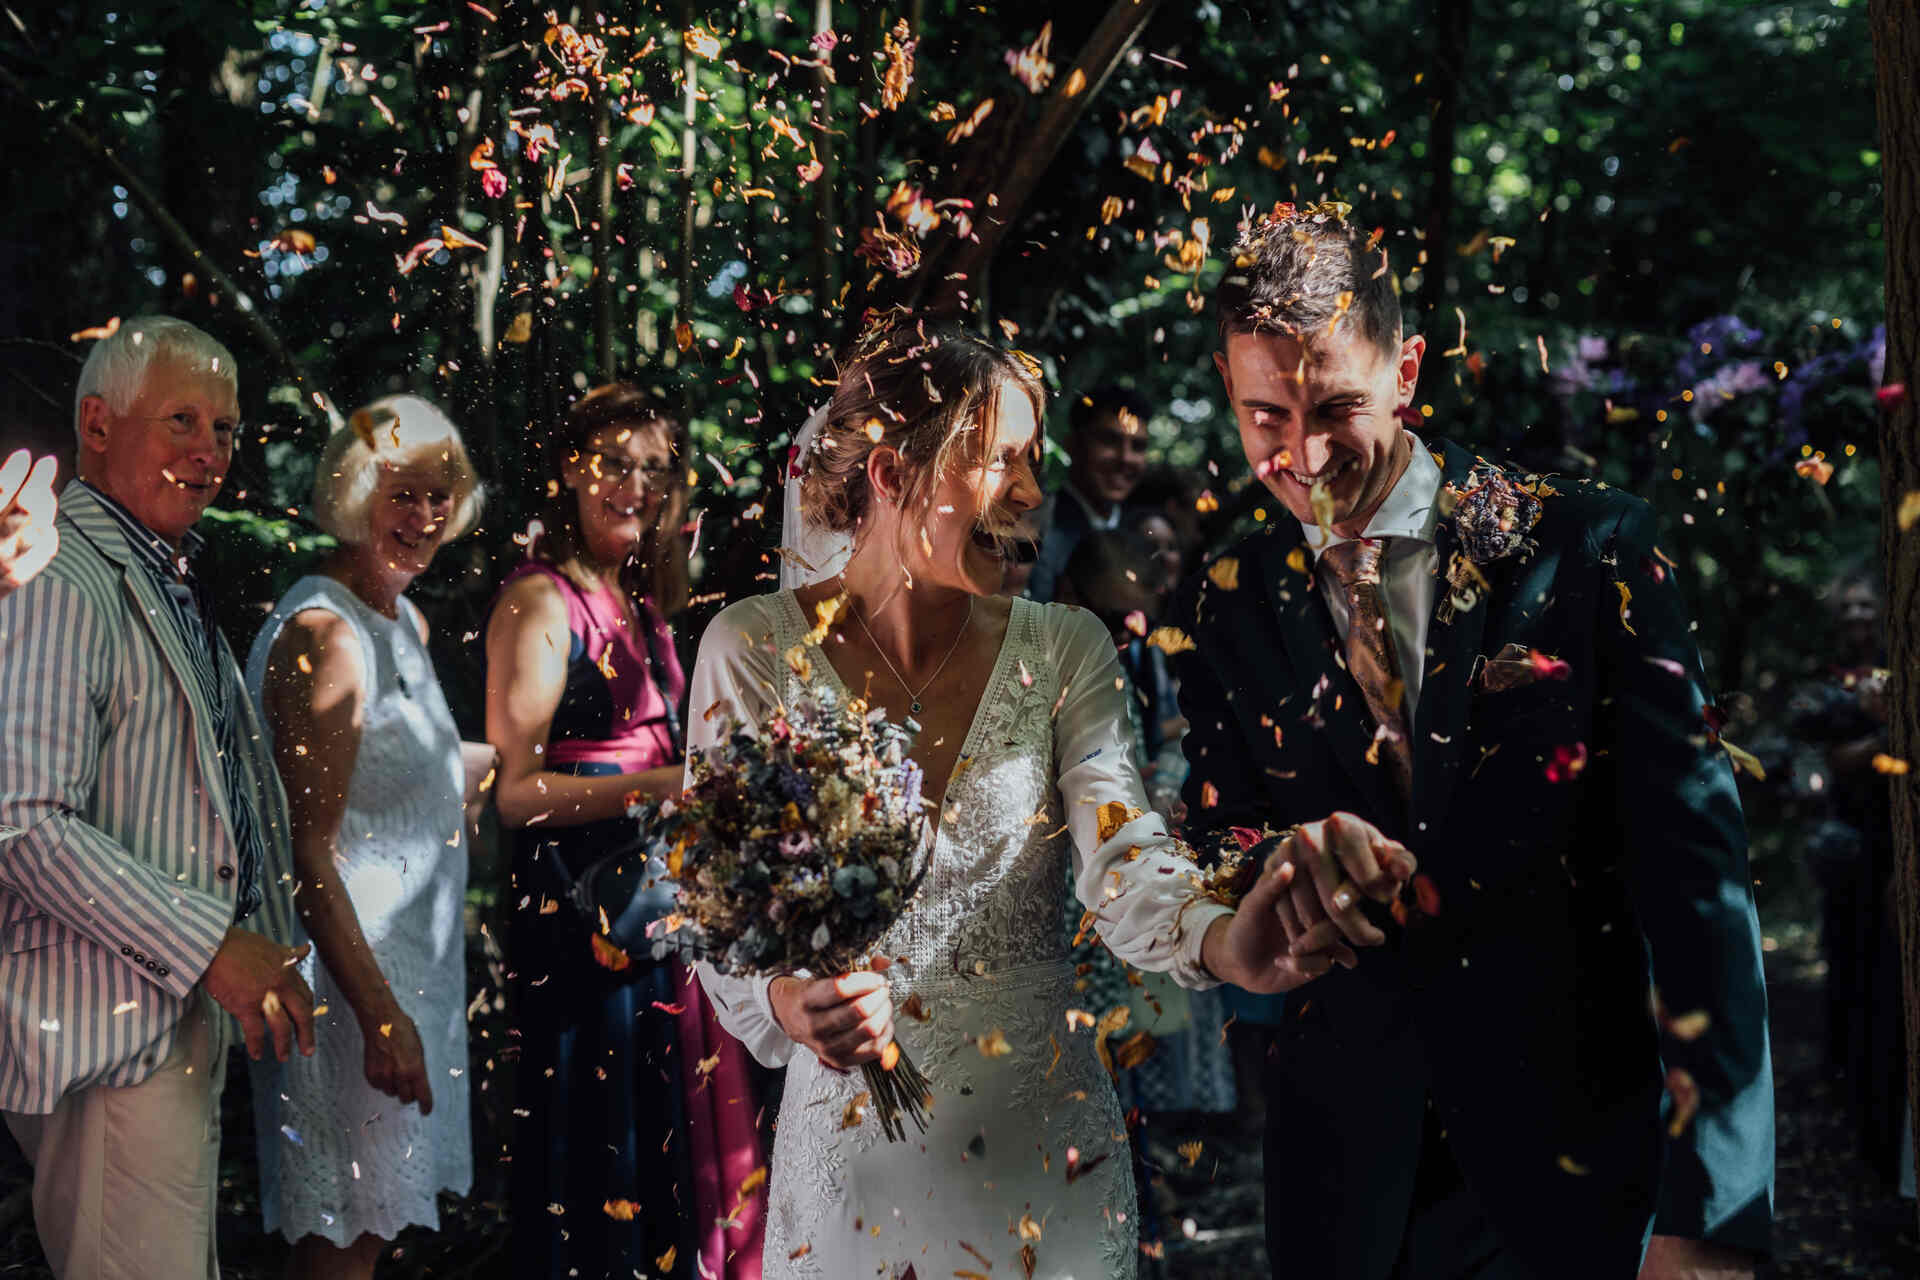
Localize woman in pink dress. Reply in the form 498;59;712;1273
485;383;765;1279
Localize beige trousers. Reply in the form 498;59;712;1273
3;991;231;1280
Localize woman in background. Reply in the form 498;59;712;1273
247;396;486;1280
485;383;765;1280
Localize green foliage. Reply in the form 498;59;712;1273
0;0;1886;719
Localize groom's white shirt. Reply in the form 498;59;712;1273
1297;431;1443;718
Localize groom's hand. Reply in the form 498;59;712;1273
1273;813;1414;952
1202;855;1384;994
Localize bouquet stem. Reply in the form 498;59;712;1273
862;1041;933;1143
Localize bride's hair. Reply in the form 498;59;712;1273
798;313;1045;544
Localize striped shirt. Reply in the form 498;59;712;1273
76;482;264;920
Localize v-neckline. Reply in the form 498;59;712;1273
778;590;1024;824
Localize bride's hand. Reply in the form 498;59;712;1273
769;967;895;1071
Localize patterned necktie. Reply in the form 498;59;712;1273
1319;537;1413;800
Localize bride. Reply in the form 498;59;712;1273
690;317;1391;1278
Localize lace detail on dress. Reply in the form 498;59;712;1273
775;596;1071;985
753;593;1138;1279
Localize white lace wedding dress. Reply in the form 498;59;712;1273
691;591;1231;1280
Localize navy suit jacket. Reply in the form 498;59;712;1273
1025;487;1093;604
1172;440;1774;1279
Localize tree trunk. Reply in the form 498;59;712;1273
675;1;700;380
1869;0;1920;1234
590;80;616;380
1419;0;1471;366
810;0;843;316
452;11;501;459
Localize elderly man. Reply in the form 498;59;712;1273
0;449;59;597
0;315;313;1279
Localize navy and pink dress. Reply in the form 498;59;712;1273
495;561;765;1280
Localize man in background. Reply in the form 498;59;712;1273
1025;383;1149;602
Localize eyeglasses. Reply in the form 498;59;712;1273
146;411;240;448
587;453;679;488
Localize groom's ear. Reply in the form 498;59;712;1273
1213;348;1235;401
1395;334;1426;403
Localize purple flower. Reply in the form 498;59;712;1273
778;830;813;860
1675;315;1762;386
1690;361;1769;423
1866;324;1887;389
895;760;924;816
1549;333;1605;397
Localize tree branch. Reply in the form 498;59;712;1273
0;65;334;429
810;0;842;313
676;1;700;383
905;0;1167;318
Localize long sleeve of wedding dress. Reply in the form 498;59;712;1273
1050;601;1234;987
683;596;797;1069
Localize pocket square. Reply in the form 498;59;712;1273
1476;643;1570;693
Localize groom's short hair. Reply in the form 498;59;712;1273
1214;206;1404;357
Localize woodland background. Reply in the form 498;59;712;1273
1;1;1915;1275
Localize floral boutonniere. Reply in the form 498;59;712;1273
1434;464;1549;623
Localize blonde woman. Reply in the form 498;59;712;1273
246;396;487;1280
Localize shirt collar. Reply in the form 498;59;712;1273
1062;480;1123;531
76;480;204;581
1298;431;1443;559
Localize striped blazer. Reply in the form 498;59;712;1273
0;483;296;1114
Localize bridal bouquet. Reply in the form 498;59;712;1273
628;684;935;1140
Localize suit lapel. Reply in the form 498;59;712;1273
62;485;239;839
1258;523;1404;836
1412;441;1490;839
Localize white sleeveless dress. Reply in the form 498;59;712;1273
243;575;473;1245
692;592;1232;1280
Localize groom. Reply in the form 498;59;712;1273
1172;206;1773;1280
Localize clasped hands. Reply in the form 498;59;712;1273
772;813;1416;1067
1202;812;1415;994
